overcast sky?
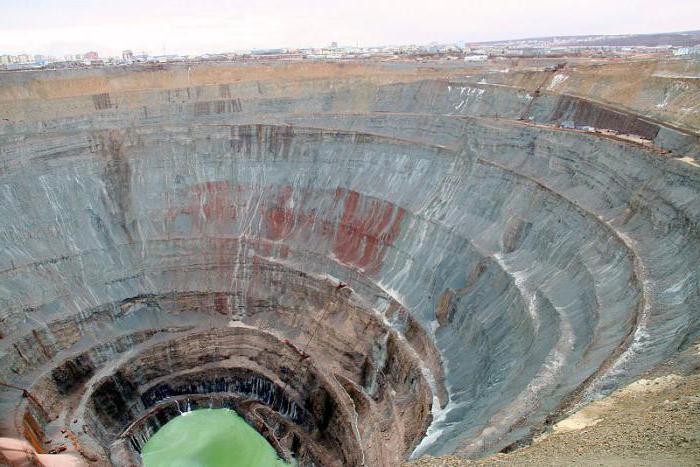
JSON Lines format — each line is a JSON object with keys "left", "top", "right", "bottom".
{"left": 1, "top": 0, "right": 699, "bottom": 56}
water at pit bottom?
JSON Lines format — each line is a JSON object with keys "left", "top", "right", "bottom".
{"left": 141, "top": 408, "right": 289, "bottom": 467}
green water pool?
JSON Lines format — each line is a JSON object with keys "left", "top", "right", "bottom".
{"left": 141, "top": 408, "right": 289, "bottom": 467}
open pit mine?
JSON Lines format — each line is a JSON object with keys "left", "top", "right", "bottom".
{"left": 0, "top": 59, "right": 699, "bottom": 466}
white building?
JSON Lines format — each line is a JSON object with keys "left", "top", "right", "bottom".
{"left": 673, "top": 46, "right": 700, "bottom": 56}
{"left": 464, "top": 54, "right": 488, "bottom": 62}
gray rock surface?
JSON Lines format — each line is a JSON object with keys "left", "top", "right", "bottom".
{"left": 0, "top": 60, "right": 698, "bottom": 465}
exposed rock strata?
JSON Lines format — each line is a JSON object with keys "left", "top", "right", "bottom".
{"left": 0, "top": 60, "right": 698, "bottom": 465}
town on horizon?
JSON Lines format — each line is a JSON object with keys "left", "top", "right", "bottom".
{"left": 2, "top": 30, "right": 700, "bottom": 71}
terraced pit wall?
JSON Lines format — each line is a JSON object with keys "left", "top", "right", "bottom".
{"left": 0, "top": 60, "right": 698, "bottom": 466}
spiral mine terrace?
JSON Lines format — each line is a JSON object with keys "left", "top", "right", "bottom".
{"left": 0, "top": 60, "right": 699, "bottom": 466}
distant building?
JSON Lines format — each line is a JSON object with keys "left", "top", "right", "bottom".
{"left": 122, "top": 50, "right": 134, "bottom": 61}
{"left": 439, "top": 45, "right": 461, "bottom": 53}
{"left": 330, "top": 41, "right": 338, "bottom": 49}
{"left": 464, "top": 54, "right": 488, "bottom": 62}
{"left": 251, "top": 48, "right": 285, "bottom": 56}
{"left": 673, "top": 46, "right": 700, "bottom": 56}
{"left": 84, "top": 51, "right": 99, "bottom": 60}
{"left": 397, "top": 45, "right": 419, "bottom": 55}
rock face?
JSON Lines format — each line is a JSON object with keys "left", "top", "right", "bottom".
{"left": 0, "top": 60, "right": 699, "bottom": 466}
